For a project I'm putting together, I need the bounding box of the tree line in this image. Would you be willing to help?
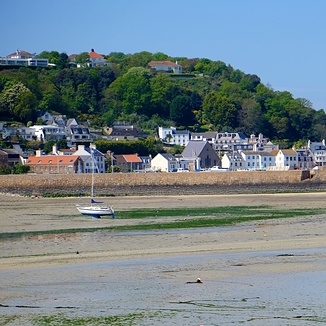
[1,50,326,148]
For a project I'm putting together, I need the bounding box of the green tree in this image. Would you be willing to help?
[38,51,61,65]
[106,67,152,116]
[150,74,173,118]
[170,95,194,126]
[43,140,56,153]
[152,52,169,61]
[0,82,37,123]
[57,53,69,69]
[12,164,30,174]
[75,52,90,66]
[13,91,38,122]
[203,92,238,129]
[237,98,264,135]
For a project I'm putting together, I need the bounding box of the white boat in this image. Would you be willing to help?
[76,146,115,219]
[77,199,114,218]
[208,166,229,172]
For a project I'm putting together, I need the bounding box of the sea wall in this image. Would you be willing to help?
[1,169,326,196]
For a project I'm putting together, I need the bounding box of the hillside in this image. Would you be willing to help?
[1,50,326,147]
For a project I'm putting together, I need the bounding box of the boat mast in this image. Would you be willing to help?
[91,146,94,199]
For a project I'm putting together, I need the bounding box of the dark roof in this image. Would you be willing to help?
[1,149,21,155]
[159,153,176,161]
[182,141,208,157]
[173,129,189,135]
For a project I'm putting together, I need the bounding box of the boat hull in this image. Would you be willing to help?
[77,206,114,218]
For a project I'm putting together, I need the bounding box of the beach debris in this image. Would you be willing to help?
[76,251,79,254]
[187,277,203,284]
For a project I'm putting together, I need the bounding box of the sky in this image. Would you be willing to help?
[2,0,326,110]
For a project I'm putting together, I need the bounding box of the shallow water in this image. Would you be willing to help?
[1,248,326,325]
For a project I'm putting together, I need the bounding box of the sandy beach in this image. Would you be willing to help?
[1,192,326,324]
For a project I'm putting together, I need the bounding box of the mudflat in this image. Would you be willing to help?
[1,192,326,270]
[1,192,326,324]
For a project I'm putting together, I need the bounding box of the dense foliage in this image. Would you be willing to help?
[1,50,326,146]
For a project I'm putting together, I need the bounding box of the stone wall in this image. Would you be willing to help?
[1,169,326,196]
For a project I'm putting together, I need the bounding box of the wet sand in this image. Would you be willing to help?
[1,192,326,324]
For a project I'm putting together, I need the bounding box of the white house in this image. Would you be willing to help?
[249,133,279,152]
[221,152,245,170]
[151,153,177,172]
[308,140,326,166]
[73,144,106,173]
[240,151,276,170]
[40,111,66,126]
[15,126,36,141]
[65,120,93,146]
[158,127,190,146]
[214,132,252,153]
[87,49,106,67]
[295,148,313,170]
[270,149,298,170]
[0,50,49,67]
[148,60,182,74]
[29,125,66,142]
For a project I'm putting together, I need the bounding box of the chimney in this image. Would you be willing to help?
[36,149,42,157]
[52,144,58,155]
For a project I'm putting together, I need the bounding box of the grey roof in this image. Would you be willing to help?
[159,153,176,161]
[173,129,189,135]
[182,141,208,157]
[1,148,21,155]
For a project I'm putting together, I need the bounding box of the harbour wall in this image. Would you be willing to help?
[1,169,326,196]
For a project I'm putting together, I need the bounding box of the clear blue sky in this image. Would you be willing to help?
[2,0,326,110]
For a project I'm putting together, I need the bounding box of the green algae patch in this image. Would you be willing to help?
[0,206,323,239]
[33,312,150,326]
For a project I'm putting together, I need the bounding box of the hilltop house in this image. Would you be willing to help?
[0,50,49,67]
[88,49,106,67]
[148,60,182,74]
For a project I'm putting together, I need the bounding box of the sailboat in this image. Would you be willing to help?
[76,146,115,219]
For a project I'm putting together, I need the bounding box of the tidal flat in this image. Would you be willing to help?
[1,193,326,325]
